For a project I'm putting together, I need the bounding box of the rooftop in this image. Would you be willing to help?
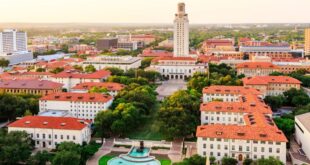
[243,76,301,85]
[8,116,91,130]
[52,70,111,79]
[40,92,113,103]
[236,62,279,69]
[0,79,63,89]
[203,85,261,95]
[72,82,125,91]
[296,113,310,133]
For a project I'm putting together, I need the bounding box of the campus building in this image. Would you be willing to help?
[173,2,189,57]
[8,116,91,149]
[305,28,310,56]
[71,82,125,96]
[0,79,63,95]
[242,76,301,97]
[236,62,280,77]
[82,56,141,71]
[197,85,287,163]
[49,70,111,91]
[39,92,113,120]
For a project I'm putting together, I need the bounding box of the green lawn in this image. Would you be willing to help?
[98,155,171,165]
[98,155,114,165]
[126,103,166,140]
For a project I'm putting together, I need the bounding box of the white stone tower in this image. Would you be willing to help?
[173,2,189,57]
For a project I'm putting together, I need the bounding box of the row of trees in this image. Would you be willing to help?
[264,88,310,111]
[188,63,243,92]
[94,83,157,140]
[0,130,100,165]
[0,93,39,121]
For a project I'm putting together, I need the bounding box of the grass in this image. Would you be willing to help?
[98,155,114,165]
[126,103,166,140]
[98,155,172,165]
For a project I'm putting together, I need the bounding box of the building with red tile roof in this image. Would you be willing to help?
[0,79,63,95]
[236,62,280,77]
[202,39,235,53]
[49,70,111,91]
[8,116,91,149]
[242,76,301,96]
[39,92,113,120]
[197,85,287,163]
[140,49,173,58]
[0,71,54,80]
[71,82,125,96]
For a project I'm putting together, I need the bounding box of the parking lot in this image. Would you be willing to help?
[156,80,187,101]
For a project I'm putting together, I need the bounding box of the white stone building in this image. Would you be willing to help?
[82,56,141,71]
[49,70,111,91]
[8,116,91,149]
[0,29,33,64]
[39,92,113,120]
[197,85,287,163]
[293,113,310,164]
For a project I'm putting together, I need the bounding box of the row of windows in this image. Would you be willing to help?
[202,152,281,160]
[202,138,281,145]
[33,133,76,140]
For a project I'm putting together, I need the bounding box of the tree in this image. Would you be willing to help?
[52,142,81,165]
[221,157,238,165]
[157,90,201,139]
[173,154,206,165]
[50,67,64,74]
[251,157,284,165]
[0,58,10,68]
[35,68,46,72]
[89,86,108,94]
[84,65,96,73]
[0,131,33,165]
[24,109,33,116]
[243,158,253,165]
[104,67,124,76]
[52,151,80,165]
[264,95,285,111]
[283,88,310,107]
[140,57,154,69]
[27,150,51,165]
[274,117,295,138]
[73,65,83,72]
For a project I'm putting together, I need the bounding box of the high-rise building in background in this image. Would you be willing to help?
[173,2,189,57]
[0,29,27,53]
[305,28,310,56]
[0,29,33,65]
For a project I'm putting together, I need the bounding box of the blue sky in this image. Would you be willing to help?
[0,0,309,23]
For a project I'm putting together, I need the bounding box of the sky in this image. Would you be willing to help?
[0,0,309,24]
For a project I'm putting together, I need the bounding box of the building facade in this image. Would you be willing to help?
[8,116,91,149]
[82,56,141,71]
[0,79,63,95]
[71,82,125,96]
[293,113,310,164]
[197,85,287,163]
[305,28,310,56]
[243,76,301,96]
[236,62,280,77]
[39,92,113,120]
[173,3,189,57]
[96,38,118,50]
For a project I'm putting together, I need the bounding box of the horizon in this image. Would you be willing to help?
[0,0,310,24]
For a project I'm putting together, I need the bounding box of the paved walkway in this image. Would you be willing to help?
[168,140,183,163]
[156,80,187,101]
[86,139,114,165]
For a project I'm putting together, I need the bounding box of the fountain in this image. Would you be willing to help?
[107,141,160,165]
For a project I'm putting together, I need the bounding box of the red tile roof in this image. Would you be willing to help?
[52,70,111,79]
[72,82,125,91]
[0,79,63,89]
[242,76,301,85]
[236,62,279,69]
[8,116,90,130]
[203,85,261,95]
[196,124,287,142]
[40,92,113,103]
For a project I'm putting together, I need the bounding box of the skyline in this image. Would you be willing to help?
[0,0,309,24]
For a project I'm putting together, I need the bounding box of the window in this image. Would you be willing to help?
[210,144,213,149]
[61,135,63,140]
[55,135,57,139]
[269,148,272,153]
[261,147,265,152]
[73,136,76,140]
[239,146,242,151]
[217,144,221,149]
[217,152,221,156]
[43,134,45,139]
[67,135,69,140]
[37,141,39,144]
[37,134,39,138]
[49,134,51,139]
[276,148,280,153]
[246,146,250,151]
[203,144,206,149]
[210,152,213,156]
[254,155,257,159]
[232,145,235,150]
[225,145,228,150]
[203,151,206,156]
